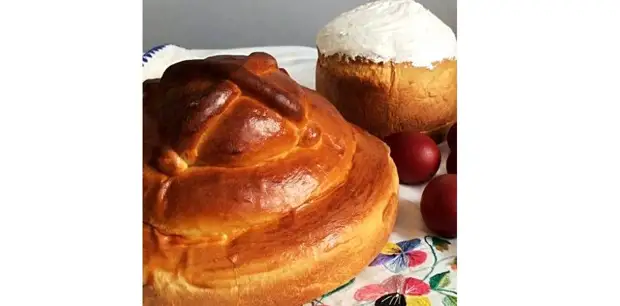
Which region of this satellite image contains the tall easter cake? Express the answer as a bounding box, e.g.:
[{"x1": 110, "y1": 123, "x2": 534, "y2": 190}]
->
[{"x1": 315, "y1": 0, "x2": 457, "y2": 141}]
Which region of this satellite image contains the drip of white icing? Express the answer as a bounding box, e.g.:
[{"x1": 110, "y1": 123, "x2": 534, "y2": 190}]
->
[{"x1": 316, "y1": 0, "x2": 456, "y2": 68}]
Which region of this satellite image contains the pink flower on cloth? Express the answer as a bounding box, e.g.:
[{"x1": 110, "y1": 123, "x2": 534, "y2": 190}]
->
[
  {"x1": 369, "y1": 239, "x2": 428, "y2": 273},
  {"x1": 354, "y1": 275, "x2": 431, "y2": 306}
]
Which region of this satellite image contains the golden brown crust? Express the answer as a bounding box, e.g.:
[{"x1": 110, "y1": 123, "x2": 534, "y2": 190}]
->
[
  {"x1": 315, "y1": 53, "x2": 457, "y2": 140},
  {"x1": 143, "y1": 52, "x2": 399, "y2": 305}
]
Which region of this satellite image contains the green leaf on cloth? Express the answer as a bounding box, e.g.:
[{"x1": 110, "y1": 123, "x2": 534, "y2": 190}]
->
[
  {"x1": 442, "y1": 295, "x2": 457, "y2": 306},
  {"x1": 431, "y1": 237, "x2": 451, "y2": 252},
  {"x1": 429, "y1": 271, "x2": 451, "y2": 289}
]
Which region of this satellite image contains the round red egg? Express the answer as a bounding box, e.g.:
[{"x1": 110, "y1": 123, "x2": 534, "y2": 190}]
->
[
  {"x1": 420, "y1": 174, "x2": 457, "y2": 238},
  {"x1": 446, "y1": 151, "x2": 456, "y2": 174},
  {"x1": 384, "y1": 131, "x2": 441, "y2": 185},
  {"x1": 447, "y1": 123, "x2": 457, "y2": 150}
]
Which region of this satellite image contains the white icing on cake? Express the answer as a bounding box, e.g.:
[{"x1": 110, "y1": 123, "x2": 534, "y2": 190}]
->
[{"x1": 316, "y1": 0, "x2": 456, "y2": 68}]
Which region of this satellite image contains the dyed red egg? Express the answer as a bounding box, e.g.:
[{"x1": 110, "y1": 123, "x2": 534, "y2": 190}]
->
[
  {"x1": 420, "y1": 174, "x2": 457, "y2": 238},
  {"x1": 384, "y1": 131, "x2": 441, "y2": 185},
  {"x1": 446, "y1": 151, "x2": 456, "y2": 174},
  {"x1": 447, "y1": 123, "x2": 457, "y2": 150}
]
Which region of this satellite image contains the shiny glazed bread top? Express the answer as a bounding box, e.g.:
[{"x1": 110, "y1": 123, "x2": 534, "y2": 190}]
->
[{"x1": 143, "y1": 52, "x2": 357, "y2": 240}]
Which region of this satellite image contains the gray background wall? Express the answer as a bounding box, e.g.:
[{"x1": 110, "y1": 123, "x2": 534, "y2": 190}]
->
[{"x1": 143, "y1": 0, "x2": 456, "y2": 52}]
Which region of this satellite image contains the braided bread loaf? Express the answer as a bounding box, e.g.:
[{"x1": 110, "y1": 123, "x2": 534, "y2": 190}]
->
[{"x1": 143, "y1": 52, "x2": 399, "y2": 306}]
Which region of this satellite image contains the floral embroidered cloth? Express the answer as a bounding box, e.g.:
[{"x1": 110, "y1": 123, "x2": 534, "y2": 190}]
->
[
  {"x1": 305, "y1": 178, "x2": 457, "y2": 306},
  {"x1": 143, "y1": 45, "x2": 457, "y2": 306},
  {"x1": 306, "y1": 235, "x2": 456, "y2": 306}
]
